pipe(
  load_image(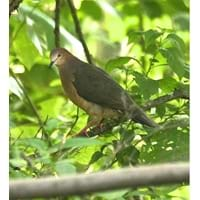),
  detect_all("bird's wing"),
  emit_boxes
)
[72,61,133,111]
